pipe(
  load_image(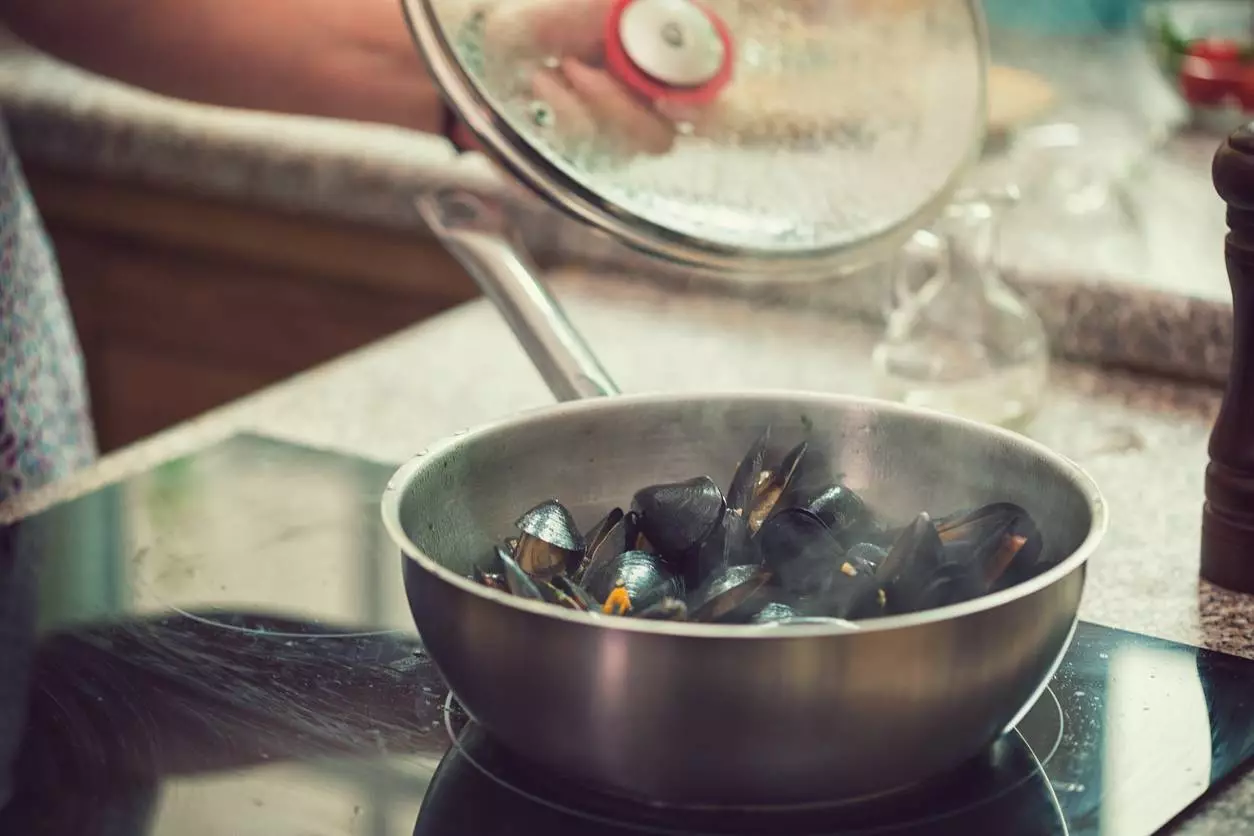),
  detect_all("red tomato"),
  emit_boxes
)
[1238,66,1254,112]
[1181,57,1236,105]
[1179,40,1245,107]
[1190,37,1244,65]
